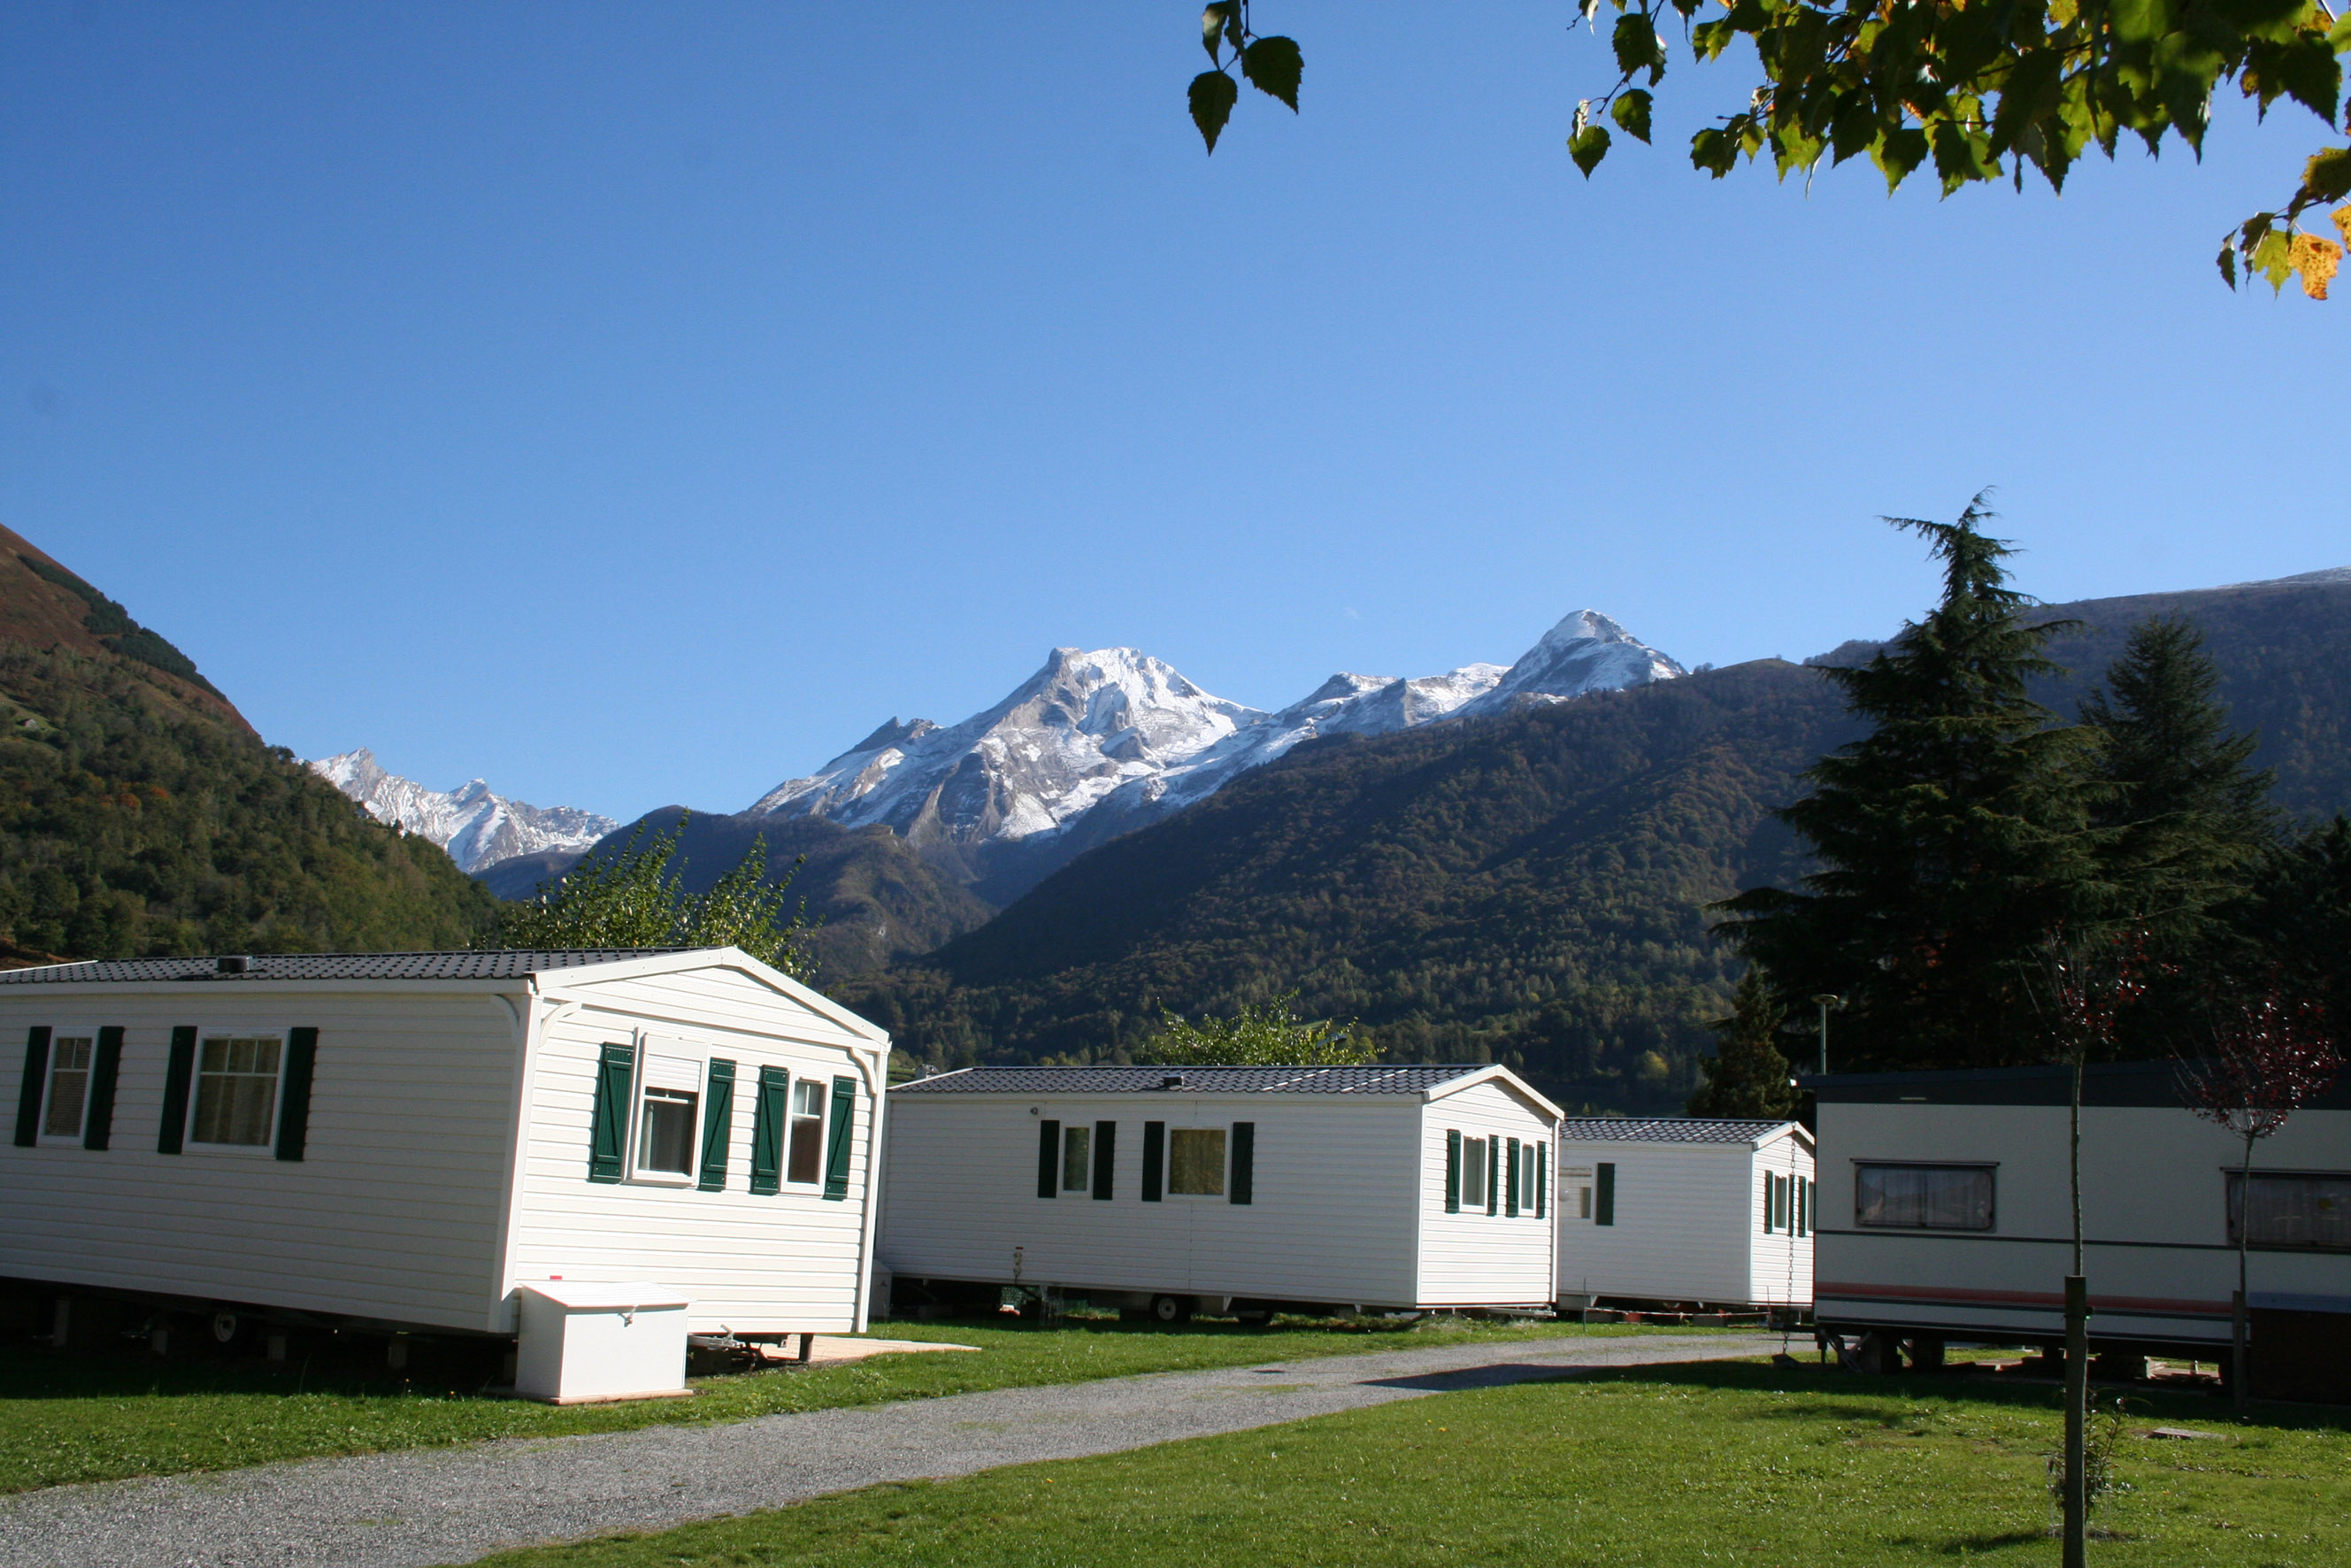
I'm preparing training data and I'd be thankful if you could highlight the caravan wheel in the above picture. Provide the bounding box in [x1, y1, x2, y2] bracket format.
[1150, 1295, 1193, 1325]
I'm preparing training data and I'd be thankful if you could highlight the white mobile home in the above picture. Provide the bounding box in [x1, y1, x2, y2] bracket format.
[1554, 1118, 1815, 1311]
[1811, 1063, 2351, 1399]
[880, 1065, 1559, 1318]
[1, 949, 888, 1352]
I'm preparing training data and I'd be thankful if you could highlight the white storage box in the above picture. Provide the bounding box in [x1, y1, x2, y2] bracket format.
[515, 1280, 692, 1404]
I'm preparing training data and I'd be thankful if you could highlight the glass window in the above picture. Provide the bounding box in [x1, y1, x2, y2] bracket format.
[1169, 1127, 1225, 1195]
[191, 1035, 282, 1147]
[1463, 1137, 1488, 1209]
[2228, 1172, 2351, 1251]
[788, 1078, 826, 1184]
[1562, 1164, 1593, 1220]
[43, 1034, 94, 1139]
[638, 1088, 697, 1176]
[1855, 1164, 1994, 1231]
[1062, 1124, 1091, 1191]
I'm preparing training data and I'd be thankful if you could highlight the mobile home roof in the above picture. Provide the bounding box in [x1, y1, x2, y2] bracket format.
[0, 950, 697, 984]
[897, 1065, 1490, 1097]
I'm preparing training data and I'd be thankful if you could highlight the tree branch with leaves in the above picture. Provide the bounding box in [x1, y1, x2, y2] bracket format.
[1185, 4, 2351, 298]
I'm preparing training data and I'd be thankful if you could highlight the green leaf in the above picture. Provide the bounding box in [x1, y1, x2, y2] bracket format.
[1189, 70, 1239, 153]
[1611, 88, 1654, 143]
[1611, 14, 1667, 85]
[1691, 126, 1737, 177]
[1241, 36, 1303, 111]
[1570, 123, 1613, 176]
[2217, 242, 2238, 289]
[1872, 127, 1930, 192]
[2305, 148, 2351, 204]
[2252, 228, 2295, 292]
[1201, 3, 1237, 63]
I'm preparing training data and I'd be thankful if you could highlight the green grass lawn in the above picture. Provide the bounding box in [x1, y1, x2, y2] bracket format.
[0, 1314, 1681, 1495]
[465, 1359, 2351, 1568]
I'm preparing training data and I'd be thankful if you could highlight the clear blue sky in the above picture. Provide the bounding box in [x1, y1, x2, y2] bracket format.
[4, 3, 2339, 821]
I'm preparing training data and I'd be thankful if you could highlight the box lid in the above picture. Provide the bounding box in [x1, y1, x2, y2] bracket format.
[518, 1280, 692, 1311]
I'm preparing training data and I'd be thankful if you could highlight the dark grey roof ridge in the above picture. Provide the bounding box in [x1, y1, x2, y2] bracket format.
[0, 949, 716, 985]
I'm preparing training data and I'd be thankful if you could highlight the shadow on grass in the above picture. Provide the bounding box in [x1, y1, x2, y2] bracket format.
[1571, 1357, 2351, 1434]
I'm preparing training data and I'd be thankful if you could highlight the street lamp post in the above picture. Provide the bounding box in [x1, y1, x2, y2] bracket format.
[1809, 994, 1845, 1076]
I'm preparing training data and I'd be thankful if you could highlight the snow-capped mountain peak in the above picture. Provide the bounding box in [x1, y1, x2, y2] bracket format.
[741, 608, 1683, 898]
[310, 749, 619, 873]
[746, 646, 1264, 850]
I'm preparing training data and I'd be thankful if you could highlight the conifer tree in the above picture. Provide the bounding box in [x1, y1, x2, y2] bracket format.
[1715, 498, 2111, 1072]
[2081, 617, 2277, 1055]
[2083, 617, 2276, 938]
[1686, 966, 1794, 1118]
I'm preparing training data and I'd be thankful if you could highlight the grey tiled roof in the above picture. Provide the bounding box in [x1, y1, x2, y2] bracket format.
[0, 950, 705, 985]
[894, 1065, 1491, 1096]
[1558, 1117, 1792, 1145]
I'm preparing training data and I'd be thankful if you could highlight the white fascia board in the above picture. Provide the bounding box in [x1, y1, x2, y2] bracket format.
[1421, 1065, 1564, 1123]
[1751, 1120, 1815, 1155]
[528, 946, 893, 1053]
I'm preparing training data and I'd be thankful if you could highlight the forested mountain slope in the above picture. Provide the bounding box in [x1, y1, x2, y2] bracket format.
[842, 660, 1855, 1112]
[0, 527, 495, 961]
[843, 568, 2351, 1113]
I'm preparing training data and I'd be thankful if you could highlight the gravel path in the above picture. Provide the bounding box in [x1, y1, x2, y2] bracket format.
[0, 1331, 1780, 1568]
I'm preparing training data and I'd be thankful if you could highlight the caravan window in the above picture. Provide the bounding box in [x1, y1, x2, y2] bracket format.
[42, 1034, 95, 1141]
[1562, 1164, 1593, 1219]
[788, 1078, 826, 1183]
[638, 1088, 697, 1175]
[2228, 1172, 2351, 1251]
[1168, 1127, 1225, 1195]
[190, 1035, 283, 1148]
[1062, 1124, 1092, 1191]
[1462, 1138, 1489, 1209]
[1855, 1164, 1994, 1231]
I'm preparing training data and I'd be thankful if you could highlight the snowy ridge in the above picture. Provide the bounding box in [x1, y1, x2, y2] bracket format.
[744, 609, 1683, 865]
[310, 749, 620, 873]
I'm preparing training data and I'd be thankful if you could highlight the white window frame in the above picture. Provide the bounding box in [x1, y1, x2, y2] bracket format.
[625, 1035, 706, 1188]
[1559, 1164, 1594, 1221]
[1061, 1122, 1093, 1194]
[1164, 1124, 1229, 1200]
[35, 1023, 102, 1149]
[184, 1025, 292, 1157]
[1461, 1135, 1490, 1211]
[785, 1073, 828, 1187]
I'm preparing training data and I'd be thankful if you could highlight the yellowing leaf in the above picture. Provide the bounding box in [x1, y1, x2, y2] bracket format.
[2334, 206, 2351, 250]
[2290, 234, 2342, 300]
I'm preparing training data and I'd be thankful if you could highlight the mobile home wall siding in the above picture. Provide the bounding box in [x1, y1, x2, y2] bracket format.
[505, 966, 881, 1336]
[1817, 1103, 2349, 1346]
[880, 1095, 1425, 1307]
[1416, 1082, 1555, 1307]
[1747, 1133, 1816, 1307]
[1556, 1142, 1760, 1305]
[0, 993, 515, 1332]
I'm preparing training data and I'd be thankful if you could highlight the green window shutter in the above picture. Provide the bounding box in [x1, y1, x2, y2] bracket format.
[589, 1042, 634, 1183]
[12, 1026, 50, 1148]
[1037, 1118, 1061, 1198]
[1487, 1138, 1500, 1217]
[157, 1026, 196, 1155]
[698, 1058, 736, 1191]
[1504, 1137, 1521, 1217]
[1762, 1172, 1775, 1234]
[749, 1065, 787, 1195]
[1535, 1141, 1548, 1219]
[1230, 1121, 1254, 1205]
[274, 1027, 318, 1162]
[1796, 1174, 1809, 1237]
[823, 1076, 856, 1200]
[82, 1026, 123, 1151]
[1445, 1129, 1461, 1213]
[1595, 1161, 1616, 1226]
[1141, 1120, 1164, 1202]
[1093, 1120, 1117, 1200]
